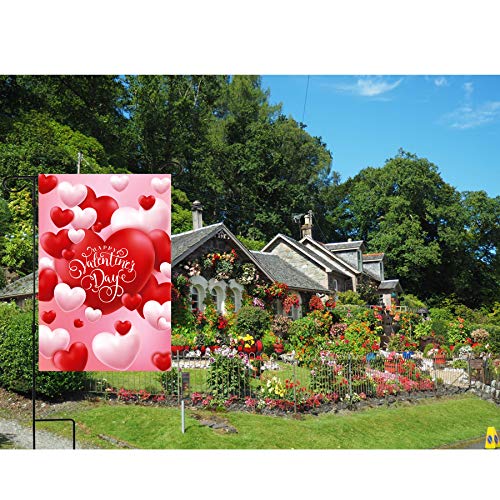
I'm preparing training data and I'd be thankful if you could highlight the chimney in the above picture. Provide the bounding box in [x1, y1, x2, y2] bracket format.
[301, 210, 313, 239]
[191, 200, 203, 230]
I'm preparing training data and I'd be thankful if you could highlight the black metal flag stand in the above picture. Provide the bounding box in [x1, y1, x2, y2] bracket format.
[2, 175, 76, 449]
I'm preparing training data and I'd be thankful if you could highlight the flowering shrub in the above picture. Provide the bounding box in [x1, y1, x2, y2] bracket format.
[237, 263, 257, 285]
[283, 293, 300, 314]
[207, 347, 251, 398]
[271, 315, 292, 340]
[309, 295, 324, 311]
[236, 305, 271, 340]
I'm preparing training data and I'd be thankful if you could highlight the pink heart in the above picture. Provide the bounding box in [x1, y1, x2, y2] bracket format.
[143, 300, 171, 331]
[85, 306, 102, 322]
[54, 283, 86, 312]
[110, 198, 170, 234]
[71, 206, 97, 230]
[39, 257, 55, 271]
[39, 325, 70, 359]
[92, 329, 141, 370]
[68, 228, 85, 244]
[160, 262, 171, 279]
[110, 175, 129, 192]
[151, 177, 170, 194]
[57, 181, 88, 207]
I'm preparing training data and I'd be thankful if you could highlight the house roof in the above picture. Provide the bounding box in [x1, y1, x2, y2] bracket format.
[378, 279, 403, 292]
[262, 233, 336, 272]
[0, 273, 37, 300]
[363, 268, 382, 281]
[172, 223, 224, 264]
[299, 236, 360, 276]
[363, 253, 385, 262]
[172, 223, 275, 282]
[250, 252, 329, 294]
[325, 240, 365, 251]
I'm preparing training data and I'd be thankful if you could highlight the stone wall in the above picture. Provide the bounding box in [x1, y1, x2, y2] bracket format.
[334, 250, 359, 270]
[469, 379, 500, 402]
[271, 242, 327, 289]
[363, 261, 383, 281]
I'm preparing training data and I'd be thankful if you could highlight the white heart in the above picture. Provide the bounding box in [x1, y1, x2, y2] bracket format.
[143, 300, 171, 331]
[92, 329, 141, 370]
[57, 181, 88, 208]
[85, 307, 102, 322]
[39, 257, 55, 271]
[151, 177, 171, 194]
[54, 283, 86, 312]
[110, 198, 170, 234]
[39, 325, 70, 359]
[71, 206, 97, 230]
[110, 175, 129, 192]
[68, 228, 85, 244]
[157, 317, 171, 330]
[159, 262, 171, 279]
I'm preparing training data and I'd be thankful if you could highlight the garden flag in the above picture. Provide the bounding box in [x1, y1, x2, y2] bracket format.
[38, 174, 171, 371]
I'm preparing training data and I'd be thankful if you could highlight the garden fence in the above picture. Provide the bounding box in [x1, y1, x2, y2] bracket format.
[82, 350, 485, 406]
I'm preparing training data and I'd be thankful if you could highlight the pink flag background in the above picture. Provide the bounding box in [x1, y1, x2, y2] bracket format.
[38, 173, 171, 371]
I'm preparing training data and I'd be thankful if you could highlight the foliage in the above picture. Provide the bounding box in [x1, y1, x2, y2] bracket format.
[356, 275, 380, 305]
[206, 348, 250, 398]
[0, 308, 88, 399]
[399, 294, 427, 310]
[155, 368, 180, 396]
[236, 305, 271, 341]
[171, 188, 193, 234]
[271, 314, 292, 340]
[336, 290, 365, 306]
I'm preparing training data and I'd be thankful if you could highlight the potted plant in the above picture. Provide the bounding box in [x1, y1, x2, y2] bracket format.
[384, 351, 399, 373]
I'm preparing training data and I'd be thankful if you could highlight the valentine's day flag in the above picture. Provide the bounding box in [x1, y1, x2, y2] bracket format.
[38, 174, 172, 371]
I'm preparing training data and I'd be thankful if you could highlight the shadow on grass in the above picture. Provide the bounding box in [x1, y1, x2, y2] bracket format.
[0, 432, 16, 449]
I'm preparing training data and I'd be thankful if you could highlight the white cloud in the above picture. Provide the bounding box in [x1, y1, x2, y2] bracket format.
[434, 76, 448, 87]
[444, 101, 500, 129]
[463, 81, 474, 99]
[334, 77, 402, 97]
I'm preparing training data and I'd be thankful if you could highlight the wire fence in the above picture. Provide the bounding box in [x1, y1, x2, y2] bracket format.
[82, 350, 492, 408]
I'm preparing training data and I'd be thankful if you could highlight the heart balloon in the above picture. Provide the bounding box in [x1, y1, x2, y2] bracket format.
[55, 228, 155, 314]
[40, 229, 72, 259]
[38, 268, 59, 301]
[38, 174, 58, 194]
[39, 325, 70, 359]
[92, 329, 140, 370]
[149, 229, 171, 271]
[41, 310, 56, 324]
[137, 275, 171, 318]
[50, 207, 74, 228]
[152, 352, 171, 371]
[79, 186, 118, 229]
[53, 342, 88, 371]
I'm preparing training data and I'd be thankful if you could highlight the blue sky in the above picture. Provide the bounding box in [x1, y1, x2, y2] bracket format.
[261, 75, 500, 197]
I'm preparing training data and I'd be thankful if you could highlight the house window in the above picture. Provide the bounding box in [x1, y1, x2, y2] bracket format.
[190, 286, 200, 312]
[285, 294, 302, 320]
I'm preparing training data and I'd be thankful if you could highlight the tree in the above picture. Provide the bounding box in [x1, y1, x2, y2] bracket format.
[171, 187, 193, 234]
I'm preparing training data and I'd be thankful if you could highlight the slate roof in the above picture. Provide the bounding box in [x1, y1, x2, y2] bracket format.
[251, 252, 329, 293]
[172, 223, 224, 264]
[325, 240, 364, 251]
[0, 273, 37, 300]
[363, 253, 385, 262]
[378, 279, 402, 292]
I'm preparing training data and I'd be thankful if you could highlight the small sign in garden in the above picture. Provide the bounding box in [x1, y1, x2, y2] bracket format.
[38, 174, 171, 371]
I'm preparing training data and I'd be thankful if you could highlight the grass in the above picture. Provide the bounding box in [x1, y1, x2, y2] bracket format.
[36, 393, 500, 449]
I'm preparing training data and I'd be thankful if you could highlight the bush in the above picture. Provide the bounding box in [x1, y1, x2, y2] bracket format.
[207, 349, 250, 398]
[236, 305, 270, 340]
[471, 324, 500, 354]
[155, 368, 180, 395]
[336, 290, 365, 306]
[399, 294, 427, 310]
[0, 309, 88, 399]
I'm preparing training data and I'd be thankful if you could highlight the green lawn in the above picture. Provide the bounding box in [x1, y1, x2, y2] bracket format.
[37, 393, 500, 449]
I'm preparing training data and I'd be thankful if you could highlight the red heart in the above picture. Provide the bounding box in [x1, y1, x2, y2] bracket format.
[79, 186, 118, 229]
[40, 229, 72, 259]
[114, 320, 132, 335]
[92, 222, 103, 233]
[55, 228, 154, 315]
[139, 195, 156, 210]
[74, 319, 84, 328]
[152, 352, 171, 371]
[53, 342, 88, 371]
[137, 275, 171, 317]
[38, 268, 59, 301]
[50, 207, 74, 228]
[38, 174, 58, 194]
[41, 310, 56, 324]
[122, 293, 142, 311]
[149, 230, 171, 271]
[62, 248, 75, 260]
